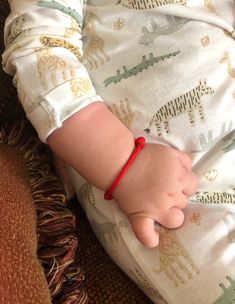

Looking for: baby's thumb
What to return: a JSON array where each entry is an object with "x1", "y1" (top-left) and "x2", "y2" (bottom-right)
[{"x1": 129, "y1": 215, "x2": 159, "y2": 248}]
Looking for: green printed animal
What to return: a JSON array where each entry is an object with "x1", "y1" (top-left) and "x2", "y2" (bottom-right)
[
  {"x1": 145, "y1": 80, "x2": 214, "y2": 136},
  {"x1": 103, "y1": 51, "x2": 180, "y2": 87},
  {"x1": 117, "y1": 0, "x2": 187, "y2": 9},
  {"x1": 139, "y1": 16, "x2": 189, "y2": 46},
  {"x1": 213, "y1": 276, "x2": 235, "y2": 304},
  {"x1": 223, "y1": 139, "x2": 235, "y2": 153},
  {"x1": 191, "y1": 121, "x2": 233, "y2": 153},
  {"x1": 37, "y1": 0, "x2": 83, "y2": 27}
]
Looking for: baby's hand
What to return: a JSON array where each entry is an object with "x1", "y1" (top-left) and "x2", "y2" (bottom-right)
[{"x1": 113, "y1": 144, "x2": 198, "y2": 248}]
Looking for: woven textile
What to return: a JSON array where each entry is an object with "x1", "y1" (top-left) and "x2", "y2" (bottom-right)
[
  {"x1": 0, "y1": 144, "x2": 52, "y2": 304},
  {"x1": 0, "y1": 122, "x2": 88, "y2": 304}
]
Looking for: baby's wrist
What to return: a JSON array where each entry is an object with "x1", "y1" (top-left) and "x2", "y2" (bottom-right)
[
  {"x1": 47, "y1": 101, "x2": 136, "y2": 191},
  {"x1": 104, "y1": 137, "x2": 146, "y2": 200},
  {"x1": 112, "y1": 142, "x2": 151, "y2": 201}
]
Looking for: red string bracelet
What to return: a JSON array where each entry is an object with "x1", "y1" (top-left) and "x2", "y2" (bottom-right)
[{"x1": 104, "y1": 136, "x2": 145, "y2": 200}]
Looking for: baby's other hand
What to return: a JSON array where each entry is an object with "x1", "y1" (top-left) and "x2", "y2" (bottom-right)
[{"x1": 113, "y1": 143, "x2": 198, "y2": 248}]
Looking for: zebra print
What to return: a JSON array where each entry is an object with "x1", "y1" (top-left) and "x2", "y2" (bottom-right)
[
  {"x1": 119, "y1": 0, "x2": 187, "y2": 10},
  {"x1": 194, "y1": 192, "x2": 235, "y2": 205},
  {"x1": 145, "y1": 80, "x2": 214, "y2": 136}
]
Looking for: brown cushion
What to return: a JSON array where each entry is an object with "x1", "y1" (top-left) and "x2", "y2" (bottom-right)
[
  {"x1": 0, "y1": 144, "x2": 51, "y2": 304},
  {"x1": 0, "y1": 123, "x2": 88, "y2": 304}
]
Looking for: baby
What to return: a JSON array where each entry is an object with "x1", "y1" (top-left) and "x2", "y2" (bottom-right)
[{"x1": 3, "y1": 1, "x2": 235, "y2": 303}]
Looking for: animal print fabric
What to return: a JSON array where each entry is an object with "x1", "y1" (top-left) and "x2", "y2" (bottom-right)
[{"x1": 3, "y1": 1, "x2": 235, "y2": 303}]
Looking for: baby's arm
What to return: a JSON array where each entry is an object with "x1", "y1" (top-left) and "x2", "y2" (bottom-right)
[
  {"x1": 3, "y1": 0, "x2": 197, "y2": 248},
  {"x1": 3, "y1": 0, "x2": 99, "y2": 142},
  {"x1": 48, "y1": 102, "x2": 197, "y2": 248}
]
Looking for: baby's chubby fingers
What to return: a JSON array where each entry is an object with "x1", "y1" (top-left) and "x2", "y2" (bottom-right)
[
  {"x1": 128, "y1": 208, "x2": 184, "y2": 248},
  {"x1": 129, "y1": 215, "x2": 160, "y2": 248},
  {"x1": 175, "y1": 150, "x2": 198, "y2": 197},
  {"x1": 156, "y1": 207, "x2": 185, "y2": 229},
  {"x1": 176, "y1": 149, "x2": 193, "y2": 170},
  {"x1": 182, "y1": 168, "x2": 198, "y2": 197}
]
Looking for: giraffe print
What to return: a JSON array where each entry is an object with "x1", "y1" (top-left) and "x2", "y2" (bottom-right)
[
  {"x1": 118, "y1": 0, "x2": 187, "y2": 9},
  {"x1": 108, "y1": 98, "x2": 140, "y2": 129},
  {"x1": 155, "y1": 226, "x2": 200, "y2": 287},
  {"x1": 35, "y1": 47, "x2": 75, "y2": 90},
  {"x1": 145, "y1": 80, "x2": 214, "y2": 136},
  {"x1": 82, "y1": 10, "x2": 109, "y2": 70}
]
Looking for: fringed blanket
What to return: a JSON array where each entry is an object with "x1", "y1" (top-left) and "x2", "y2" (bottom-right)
[{"x1": 0, "y1": 122, "x2": 88, "y2": 304}]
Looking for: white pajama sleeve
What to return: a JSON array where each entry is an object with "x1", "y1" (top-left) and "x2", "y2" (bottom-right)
[{"x1": 2, "y1": 0, "x2": 102, "y2": 142}]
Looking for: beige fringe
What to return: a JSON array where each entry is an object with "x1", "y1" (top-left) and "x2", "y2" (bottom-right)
[{"x1": 0, "y1": 121, "x2": 88, "y2": 304}]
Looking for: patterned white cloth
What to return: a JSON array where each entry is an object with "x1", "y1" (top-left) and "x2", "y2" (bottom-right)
[{"x1": 3, "y1": 1, "x2": 235, "y2": 303}]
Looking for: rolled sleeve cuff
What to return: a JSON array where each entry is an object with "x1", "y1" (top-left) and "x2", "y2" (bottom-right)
[{"x1": 27, "y1": 79, "x2": 103, "y2": 142}]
